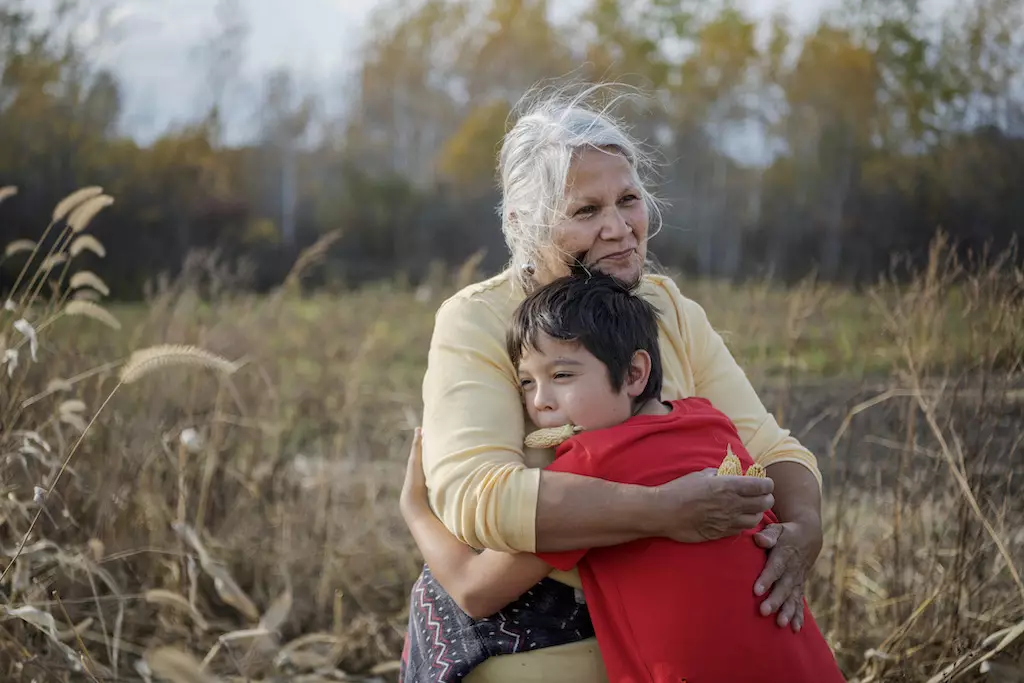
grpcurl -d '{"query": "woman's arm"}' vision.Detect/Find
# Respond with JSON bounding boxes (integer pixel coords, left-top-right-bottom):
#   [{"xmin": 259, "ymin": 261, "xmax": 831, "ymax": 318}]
[
  {"xmin": 420, "ymin": 294, "xmax": 539, "ymax": 553},
  {"xmin": 666, "ymin": 286, "xmax": 823, "ymax": 488},
  {"xmin": 401, "ymin": 429, "xmax": 552, "ymax": 619},
  {"xmin": 534, "ymin": 467, "xmax": 774, "ymax": 551},
  {"xmin": 752, "ymin": 462, "xmax": 823, "ymax": 632},
  {"xmin": 422, "ymin": 290, "xmax": 774, "ymax": 554}
]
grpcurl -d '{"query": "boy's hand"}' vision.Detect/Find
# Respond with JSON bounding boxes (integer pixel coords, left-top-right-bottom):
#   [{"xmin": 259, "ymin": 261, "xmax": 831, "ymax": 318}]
[{"xmin": 400, "ymin": 427, "xmax": 431, "ymax": 521}]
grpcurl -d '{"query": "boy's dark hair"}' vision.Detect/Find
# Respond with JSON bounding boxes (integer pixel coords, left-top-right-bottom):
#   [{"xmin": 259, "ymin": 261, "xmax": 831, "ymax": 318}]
[{"xmin": 507, "ymin": 271, "xmax": 663, "ymax": 404}]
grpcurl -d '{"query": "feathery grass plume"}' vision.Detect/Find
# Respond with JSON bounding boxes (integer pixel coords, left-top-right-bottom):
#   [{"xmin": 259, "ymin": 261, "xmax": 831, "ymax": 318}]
[
  {"xmin": 58, "ymin": 399, "xmax": 88, "ymax": 431},
  {"xmin": 4, "ymin": 239, "xmax": 36, "ymax": 258},
  {"xmin": 59, "ymin": 399, "xmax": 86, "ymax": 416},
  {"xmin": 0, "ymin": 185, "xmax": 17, "ymax": 204},
  {"xmin": 47, "ymin": 378, "xmax": 74, "ymax": 393},
  {"xmin": 143, "ymin": 647, "xmax": 222, "ymax": 683},
  {"xmin": 69, "ymin": 271, "xmax": 110, "ymax": 297},
  {"xmin": 52, "ymin": 187, "xmax": 103, "ymax": 222},
  {"xmin": 69, "ymin": 235, "xmax": 106, "ymax": 259},
  {"xmin": 60, "ymin": 411, "xmax": 88, "ymax": 433},
  {"xmin": 281, "ymin": 229, "xmax": 343, "ymax": 291},
  {"xmin": 372, "ymin": 661, "xmax": 403, "ymax": 675},
  {"xmin": 274, "ymin": 633, "xmax": 346, "ymax": 671},
  {"xmin": 119, "ymin": 345, "xmax": 239, "ymax": 385},
  {"xmin": 67, "ymin": 195, "xmax": 114, "ymax": 233},
  {"xmin": 144, "ymin": 589, "xmax": 210, "ymax": 631},
  {"xmin": 64, "ymin": 300, "xmax": 121, "ymax": 330},
  {"xmin": 40, "ymin": 253, "xmax": 67, "ymax": 271},
  {"xmin": 71, "ymin": 288, "xmax": 103, "ymax": 303}
]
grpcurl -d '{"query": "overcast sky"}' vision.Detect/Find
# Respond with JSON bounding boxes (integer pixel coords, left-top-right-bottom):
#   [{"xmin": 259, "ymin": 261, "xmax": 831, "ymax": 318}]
[
  {"xmin": 39, "ymin": 0, "xmax": 841, "ymax": 143},
  {"xmin": 82, "ymin": 0, "xmax": 379, "ymax": 142}
]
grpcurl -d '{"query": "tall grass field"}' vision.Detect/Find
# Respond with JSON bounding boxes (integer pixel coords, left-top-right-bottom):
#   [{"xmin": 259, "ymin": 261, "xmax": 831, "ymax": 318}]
[{"xmin": 1, "ymin": 188, "xmax": 1023, "ymax": 682}]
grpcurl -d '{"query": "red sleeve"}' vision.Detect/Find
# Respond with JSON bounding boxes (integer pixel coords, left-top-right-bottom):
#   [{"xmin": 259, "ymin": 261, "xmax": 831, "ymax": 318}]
[{"xmin": 533, "ymin": 438, "xmax": 598, "ymax": 572}]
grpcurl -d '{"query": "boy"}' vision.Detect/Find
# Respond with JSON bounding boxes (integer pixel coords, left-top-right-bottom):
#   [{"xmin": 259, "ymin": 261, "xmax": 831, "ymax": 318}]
[{"xmin": 400, "ymin": 272, "xmax": 845, "ymax": 683}]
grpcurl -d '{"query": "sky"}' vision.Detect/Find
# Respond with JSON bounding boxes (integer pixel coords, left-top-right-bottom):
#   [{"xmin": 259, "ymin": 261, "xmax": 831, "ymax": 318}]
[
  {"xmin": 84, "ymin": 0, "xmax": 380, "ymax": 142},
  {"xmin": 40, "ymin": 0, "xmax": 836, "ymax": 144}
]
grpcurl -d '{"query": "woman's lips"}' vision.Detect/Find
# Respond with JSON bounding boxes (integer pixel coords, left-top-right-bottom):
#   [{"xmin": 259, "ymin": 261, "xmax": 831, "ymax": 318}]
[{"xmin": 596, "ymin": 248, "xmax": 635, "ymax": 263}]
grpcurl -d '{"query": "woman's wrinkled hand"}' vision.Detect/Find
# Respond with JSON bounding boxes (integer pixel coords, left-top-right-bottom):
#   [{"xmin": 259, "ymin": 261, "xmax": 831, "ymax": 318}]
[
  {"xmin": 653, "ymin": 468, "xmax": 775, "ymax": 544},
  {"xmin": 752, "ymin": 520, "xmax": 822, "ymax": 633},
  {"xmin": 400, "ymin": 427, "xmax": 430, "ymax": 521}
]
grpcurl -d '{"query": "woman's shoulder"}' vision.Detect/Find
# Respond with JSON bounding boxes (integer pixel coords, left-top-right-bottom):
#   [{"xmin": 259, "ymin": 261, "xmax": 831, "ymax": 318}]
[
  {"xmin": 639, "ymin": 273, "xmax": 718, "ymax": 345},
  {"xmin": 641, "ymin": 272, "xmax": 697, "ymax": 303},
  {"xmin": 432, "ymin": 269, "xmax": 521, "ymax": 340},
  {"xmin": 640, "ymin": 272, "xmax": 681, "ymax": 297},
  {"xmin": 444, "ymin": 268, "xmax": 519, "ymax": 307},
  {"xmin": 640, "ymin": 272, "xmax": 694, "ymax": 317}
]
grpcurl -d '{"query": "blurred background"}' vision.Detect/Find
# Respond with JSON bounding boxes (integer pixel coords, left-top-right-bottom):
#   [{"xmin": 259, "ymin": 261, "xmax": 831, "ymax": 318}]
[
  {"xmin": 1, "ymin": 1, "xmax": 1024, "ymax": 682},
  {"xmin": 2, "ymin": 0, "xmax": 1023, "ymax": 295}
]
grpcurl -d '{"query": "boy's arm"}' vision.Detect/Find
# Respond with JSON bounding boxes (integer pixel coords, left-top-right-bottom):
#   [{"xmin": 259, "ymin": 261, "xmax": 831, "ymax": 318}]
[
  {"xmin": 401, "ymin": 428, "xmax": 552, "ymax": 619},
  {"xmin": 403, "ymin": 502, "xmax": 553, "ymax": 619}
]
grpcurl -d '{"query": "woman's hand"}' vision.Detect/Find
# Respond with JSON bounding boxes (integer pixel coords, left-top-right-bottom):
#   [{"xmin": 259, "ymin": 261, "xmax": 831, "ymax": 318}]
[
  {"xmin": 752, "ymin": 520, "xmax": 823, "ymax": 633},
  {"xmin": 400, "ymin": 427, "xmax": 430, "ymax": 522},
  {"xmin": 651, "ymin": 468, "xmax": 776, "ymax": 543}
]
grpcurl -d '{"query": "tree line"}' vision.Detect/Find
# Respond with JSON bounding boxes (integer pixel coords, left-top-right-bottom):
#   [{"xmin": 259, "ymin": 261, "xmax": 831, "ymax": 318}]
[{"xmin": 1, "ymin": 0, "xmax": 1023, "ymax": 298}]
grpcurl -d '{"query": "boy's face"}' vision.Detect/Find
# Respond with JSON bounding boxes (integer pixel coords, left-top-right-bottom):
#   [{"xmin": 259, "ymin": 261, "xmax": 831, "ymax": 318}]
[{"xmin": 517, "ymin": 333, "xmax": 637, "ymax": 432}]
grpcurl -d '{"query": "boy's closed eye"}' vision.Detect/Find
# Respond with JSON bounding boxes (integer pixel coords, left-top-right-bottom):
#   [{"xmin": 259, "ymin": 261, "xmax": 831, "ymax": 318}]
[{"xmin": 519, "ymin": 371, "xmax": 577, "ymax": 387}]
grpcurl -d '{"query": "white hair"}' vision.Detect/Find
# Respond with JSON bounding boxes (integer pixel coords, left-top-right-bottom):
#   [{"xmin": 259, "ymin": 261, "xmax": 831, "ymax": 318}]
[{"xmin": 497, "ymin": 81, "xmax": 664, "ymax": 290}]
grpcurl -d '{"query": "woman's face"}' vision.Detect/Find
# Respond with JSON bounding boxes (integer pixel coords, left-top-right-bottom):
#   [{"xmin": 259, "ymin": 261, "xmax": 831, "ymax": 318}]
[{"xmin": 536, "ymin": 146, "xmax": 649, "ymax": 286}]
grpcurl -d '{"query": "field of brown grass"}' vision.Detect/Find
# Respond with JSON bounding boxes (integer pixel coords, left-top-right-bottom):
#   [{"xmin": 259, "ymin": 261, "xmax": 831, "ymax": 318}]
[{"xmin": 2, "ymin": 188, "xmax": 1023, "ymax": 683}]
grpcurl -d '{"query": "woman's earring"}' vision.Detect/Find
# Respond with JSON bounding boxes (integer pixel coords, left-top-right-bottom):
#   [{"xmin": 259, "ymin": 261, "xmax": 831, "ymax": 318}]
[{"xmin": 522, "ymin": 262, "xmax": 536, "ymax": 276}]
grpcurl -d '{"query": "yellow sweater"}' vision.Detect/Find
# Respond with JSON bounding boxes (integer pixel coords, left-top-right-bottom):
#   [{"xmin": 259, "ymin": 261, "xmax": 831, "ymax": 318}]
[{"xmin": 420, "ymin": 268, "xmax": 822, "ymax": 681}]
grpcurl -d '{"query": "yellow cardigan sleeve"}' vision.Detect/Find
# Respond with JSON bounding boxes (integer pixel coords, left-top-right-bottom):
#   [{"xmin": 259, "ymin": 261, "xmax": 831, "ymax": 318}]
[
  {"xmin": 660, "ymin": 278, "xmax": 824, "ymax": 489},
  {"xmin": 420, "ymin": 293, "xmax": 541, "ymax": 553}
]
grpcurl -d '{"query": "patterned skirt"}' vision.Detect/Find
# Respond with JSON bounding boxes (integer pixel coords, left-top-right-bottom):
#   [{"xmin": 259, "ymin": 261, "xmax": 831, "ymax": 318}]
[{"xmin": 399, "ymin": 565, "xmax": 596, "ymax": 682}]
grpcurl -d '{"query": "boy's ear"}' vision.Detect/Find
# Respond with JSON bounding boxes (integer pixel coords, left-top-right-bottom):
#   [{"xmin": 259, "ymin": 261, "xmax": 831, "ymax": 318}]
[{"xmin": 625, "ymin": 350, "xmax": 652, "ymax": 397}]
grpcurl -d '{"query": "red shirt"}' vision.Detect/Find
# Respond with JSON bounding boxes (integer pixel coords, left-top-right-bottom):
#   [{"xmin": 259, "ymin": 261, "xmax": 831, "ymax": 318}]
[{"xmin": 536, "ymin": 398, "xmax": 845, "ymax": 683}]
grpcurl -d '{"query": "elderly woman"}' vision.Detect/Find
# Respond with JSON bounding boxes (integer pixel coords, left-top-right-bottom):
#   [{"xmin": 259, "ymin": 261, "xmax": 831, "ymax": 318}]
[{"xmin": 401, "ymin": 84, "xmax": 824, "ymax": 683}]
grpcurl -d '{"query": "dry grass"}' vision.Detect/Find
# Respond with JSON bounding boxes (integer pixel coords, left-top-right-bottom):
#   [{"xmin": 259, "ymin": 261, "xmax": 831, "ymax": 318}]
[{"xmin": 1, "ymin": 189, "xmax": 1023, "ymax": 682}]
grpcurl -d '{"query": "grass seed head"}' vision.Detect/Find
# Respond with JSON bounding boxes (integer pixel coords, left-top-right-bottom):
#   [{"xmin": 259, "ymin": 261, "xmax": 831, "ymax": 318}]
[
  {"xmin": 64, "ymin": 300, "xmax": 121, "ymax": 330},
  {"xmin": 52, "ymin": 187, "xmax": 103, "ymax": 222},
  {"xmin": 143, "ymin": 647, "xmax": 222, "ymax": 683},
  {"xmin": 40, "ymin": 253, "xmax": 67, "ymax": 271},
  {"xmin": 69, "ymin": 271, "xmax": 110, "ymax": 297},
  {"xmin": 69, "ymin": 235, "xmax": 106, "ymax": 259},
  {"xmin": 66, "ymin": 194, "xmax": 114, "ymax": 233},
  {"xmin": 4, "ymin": 239, "xmax": 36, "ymax": 258},
  {"xmin": 118, "ymin": 345, "xmax": 239, "ymax": 385}
]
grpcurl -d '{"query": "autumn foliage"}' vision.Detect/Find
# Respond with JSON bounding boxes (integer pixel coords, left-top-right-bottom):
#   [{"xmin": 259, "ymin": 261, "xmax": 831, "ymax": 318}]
[{"xmin": 0, "ymin": 0, "xmax": 1023, "ymax": 297}]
